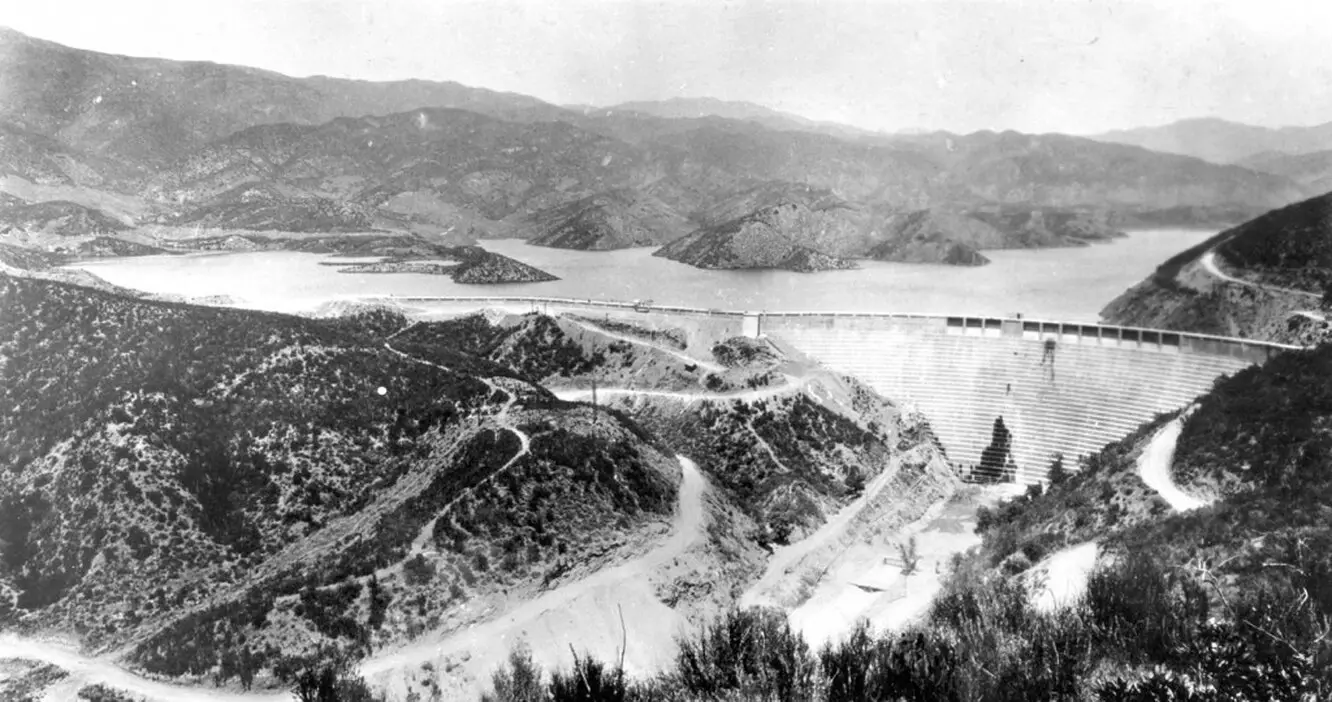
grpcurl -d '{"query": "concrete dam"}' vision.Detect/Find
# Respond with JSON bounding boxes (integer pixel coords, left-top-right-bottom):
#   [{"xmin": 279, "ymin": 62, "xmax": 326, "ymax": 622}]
[
  {"xmin": 383, "ymin": 297, "xmax": 1298, "ymax": 483},
  {"xmin": 759, "ymin": 313, "xmax": 1294, "ymax": 482}
]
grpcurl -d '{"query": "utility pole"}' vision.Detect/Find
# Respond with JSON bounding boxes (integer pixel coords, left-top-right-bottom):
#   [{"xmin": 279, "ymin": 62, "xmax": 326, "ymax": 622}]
[{"xmin": 591, "ymin": 377, "xmax": 598, "ymax": 425}]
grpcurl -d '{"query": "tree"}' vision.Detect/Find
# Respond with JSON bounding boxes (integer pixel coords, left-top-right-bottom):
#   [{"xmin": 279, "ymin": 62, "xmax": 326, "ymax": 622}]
[
  {"xmin": 846, "ymin": 470, "xmax": 866, "ymax": 497},
  {"xmin": 1047, "ymin": 453, "xmax": 1069, "ymax": 486},
  {"xmin": 898, "ymin": 536, "xmax": 920, "ymax": 576},
  {"xmin": 976, "ymin": 417, "xmax": 1014, "ymax": 483}
]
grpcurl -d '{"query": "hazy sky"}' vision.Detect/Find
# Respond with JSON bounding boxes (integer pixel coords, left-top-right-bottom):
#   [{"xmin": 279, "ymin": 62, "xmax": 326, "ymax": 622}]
[{"xmin": 6, "ymin": 0, "xmax": 1331, "ymax": 134}]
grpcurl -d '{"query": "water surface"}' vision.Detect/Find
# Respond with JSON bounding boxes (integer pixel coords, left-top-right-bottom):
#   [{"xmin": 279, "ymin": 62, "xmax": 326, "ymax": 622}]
[{"xmin": 69, "ymin": 229, "xmax": 1212, "ymax": 320}]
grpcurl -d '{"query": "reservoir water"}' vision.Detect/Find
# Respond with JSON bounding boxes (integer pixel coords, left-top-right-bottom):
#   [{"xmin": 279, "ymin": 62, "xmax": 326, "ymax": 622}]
[{"xmin": 68, "ymin": 229, "xmax": 1212, "ymax": 321}]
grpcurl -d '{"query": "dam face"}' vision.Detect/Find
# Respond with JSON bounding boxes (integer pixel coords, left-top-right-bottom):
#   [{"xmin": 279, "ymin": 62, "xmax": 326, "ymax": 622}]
[
  {"xmin": 762, "ymin": 313, "xmax": 1289, "ymax": 482},
  {"xmin": 386, "ymin": 297, "xmax": 1294, "ymax": 484}
]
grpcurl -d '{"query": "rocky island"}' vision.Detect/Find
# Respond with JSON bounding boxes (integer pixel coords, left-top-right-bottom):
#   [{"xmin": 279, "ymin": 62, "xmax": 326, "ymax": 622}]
[{"xmin": 314, "ymin": 239, "xmax": 559, "ymax": 284}]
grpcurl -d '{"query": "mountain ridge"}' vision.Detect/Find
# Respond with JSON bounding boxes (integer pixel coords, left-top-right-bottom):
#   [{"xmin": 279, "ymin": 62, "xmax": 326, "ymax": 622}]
[{"xmin": 1093, "ymin": 117, "xmax": 1332, "ymax": 165}]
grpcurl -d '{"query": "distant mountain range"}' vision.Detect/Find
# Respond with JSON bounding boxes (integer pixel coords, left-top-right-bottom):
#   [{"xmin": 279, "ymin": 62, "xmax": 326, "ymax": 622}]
[
  {"xmin": 0, "ymin": 26, "xmax": 1322, "ymax": 273},
  {"xmin": 1093, "ymin": 117, "xmax": 1332, "ymax": 165},
  {"xmin": 601, "ymin": 97, "xmax": 876, "ymax": 140}
]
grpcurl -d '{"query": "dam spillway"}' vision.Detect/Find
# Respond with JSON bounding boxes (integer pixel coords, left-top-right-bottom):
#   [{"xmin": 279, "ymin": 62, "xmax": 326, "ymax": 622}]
[{"xmin": 377, "ymin": 297, "xmax": 1297, "ymax": 483}]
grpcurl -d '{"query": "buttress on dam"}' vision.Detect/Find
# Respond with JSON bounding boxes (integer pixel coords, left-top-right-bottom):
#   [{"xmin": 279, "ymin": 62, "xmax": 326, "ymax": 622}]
[{"xmin": 390, "ymin": 297, "xmax": 1297, "ymax": 483}]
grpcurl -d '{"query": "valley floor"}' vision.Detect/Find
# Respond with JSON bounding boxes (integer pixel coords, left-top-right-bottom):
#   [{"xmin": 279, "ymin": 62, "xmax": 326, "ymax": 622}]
[{"xmin": 774, "ymin": 485, "xmax": 1023, "ymax": 648}]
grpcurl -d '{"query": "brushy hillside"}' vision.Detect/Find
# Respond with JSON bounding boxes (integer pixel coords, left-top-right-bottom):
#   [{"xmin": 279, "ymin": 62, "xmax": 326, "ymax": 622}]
[
  {"xmin": 1102, "ymin": 191, "xmax": 1332, "ymax": 341},
  {"xmin": 0, "ymin": 275, "xmax": 681, "ymax": 691},
  {"xmin": 654, "ymin": 201, "xmax": 860, "ymax": 272},
  {"xmin": 523, "ymin": 189, "xmax": 693, "ymax": 250},
  {"xmin": 0, "ymin": 200, "xmax": 128, "ymax": 236},
  {"xmin": 481, "ymin": 341, "xmax": 1332, "ymax": 702}
]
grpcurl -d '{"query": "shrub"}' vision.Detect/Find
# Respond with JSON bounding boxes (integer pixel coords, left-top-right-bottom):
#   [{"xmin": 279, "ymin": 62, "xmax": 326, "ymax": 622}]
[
  {"xmin": 1083, "ymin": 552, "xmax": 1209, "ymax": 664},
  {"xmin": 286, "ymin": 648, "xmax": 385, "ymax": 702},
  {"xmin": 674, "ymin": 608, "xmax": 819, "ymax": 701},
  {"xmin": 549, "ymin": 652, "xmax": 627, "ymax": 702},
  {"xmin": 483, "ymin": 645, "xmax": 549, "ymax": 702},
  {"xmin": 403, "ymin": 554, "xmax": 436, "ymax": 586}
]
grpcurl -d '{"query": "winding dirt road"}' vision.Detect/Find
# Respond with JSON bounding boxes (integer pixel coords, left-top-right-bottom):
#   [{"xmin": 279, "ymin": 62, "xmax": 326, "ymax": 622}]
[
  {"xmin": 361, "ymin": 456, "xmax": 709, "ymax": 696},
  {"xmin": 1138, "ymin": 412, "xmax": 1210, "ymax": 512},
  {"xmin": 1030, "ymin": 409, "xmax": 1210, "ymax": 612},
  {"xmin": 0, "ymin": 634, "xmax": 291, "ymax": 702},
  {"xmin": 552, "ymin": 380, "xmax": 802, "ymax": 404},
  {"xmin": 1200, "ymin": 251, "xmax": 1319, "ymax": 299}
]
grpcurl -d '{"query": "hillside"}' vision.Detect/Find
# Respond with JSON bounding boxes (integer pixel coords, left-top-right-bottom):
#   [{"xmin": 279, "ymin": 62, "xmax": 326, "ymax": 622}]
[
  {"xmin": 1240, "ymin": 149, "xmax": 1332, "ymax": 193},
  {"xmin": 0, "ymin": 26, "xmax": 561, "ymax": 170},
  {"xmin": 0, "ymin": 276, "xmax": 966, "ymax": 699},
  {"xmin": 967, "ymin": 205, "xmax": 1126, "ymax": 247},
  {"xmin": 0, "ymin": 27, "xmax": 1314, "ymax": 253},
  {"xmin": 605, "ymin": 97, "xmax": 874, "ymax": 139},
  {"xmin": 0, "ymin": 274, "xmax": 686, "ymax": 693},
  {"xmin": 146, "ymin": 108, "xmax": 642, "ymax": 224},
  {"xmin": 477, "ymin": 333, "xmax": 1332, "ymax": 701},
  {"xmin": 1102, "ymin": 191, "xmax": 1332, "ymax": 341},
  {"xmin": 0, "ymin": 200, "xmax": 128, "ymax": 236},
  {"xmin": 1094, "ymin": 117, "xmax": 1332, "ymax": 164},
  {"xmin": 690, "ymin": 182, "xmax": 875, "ymax": 257},
  {"xmin": 936, "ymin": 130, "xmax": 1305, "ymax": 211},
  {"xmin": 163, "ymin": 183, "xmax": 379, "ymax": 233},
  {"xmin": 521, "ymin": 189, "xmax": 691, "ymax": 250},
  {"xmin": 654, "ymin": 201, "xmax": 860, "ymax": 272},
  {"xmin": 865, "ymin": 209, "xmax": 995, "ymax": 265}
]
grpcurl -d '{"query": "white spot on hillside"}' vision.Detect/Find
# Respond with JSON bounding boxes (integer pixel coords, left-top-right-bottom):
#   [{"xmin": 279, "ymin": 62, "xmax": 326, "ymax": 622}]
[
  {"xmin": 416, "ymin": 112, "xmax": 428, "ymax": 129},
  {"xmin": 377, "ymin": 386, "xmax": 387, "ymax": 396}
]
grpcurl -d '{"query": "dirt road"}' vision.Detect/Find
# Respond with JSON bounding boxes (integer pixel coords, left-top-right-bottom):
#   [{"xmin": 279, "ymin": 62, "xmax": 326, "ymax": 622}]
[
  {"xmin": 0, "ymin": 634, "xmax": 291, "ymax": 702},
  {"xmin": 361, "ymin": 455, "xmax": 709, "ymax": 700},
  {"xmin": 1200, "ymin": 251, "xmax": 1319, "ymax": 298},
  {"xmin": 1138, "ymin": 412, "xmax": 1209, "ymax": 512}
]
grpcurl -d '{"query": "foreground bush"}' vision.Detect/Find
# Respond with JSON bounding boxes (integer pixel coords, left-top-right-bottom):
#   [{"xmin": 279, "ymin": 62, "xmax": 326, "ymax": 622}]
[{"xmin": 480, "ymin": 555, "xmax": 1328, "ymax": 701}]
